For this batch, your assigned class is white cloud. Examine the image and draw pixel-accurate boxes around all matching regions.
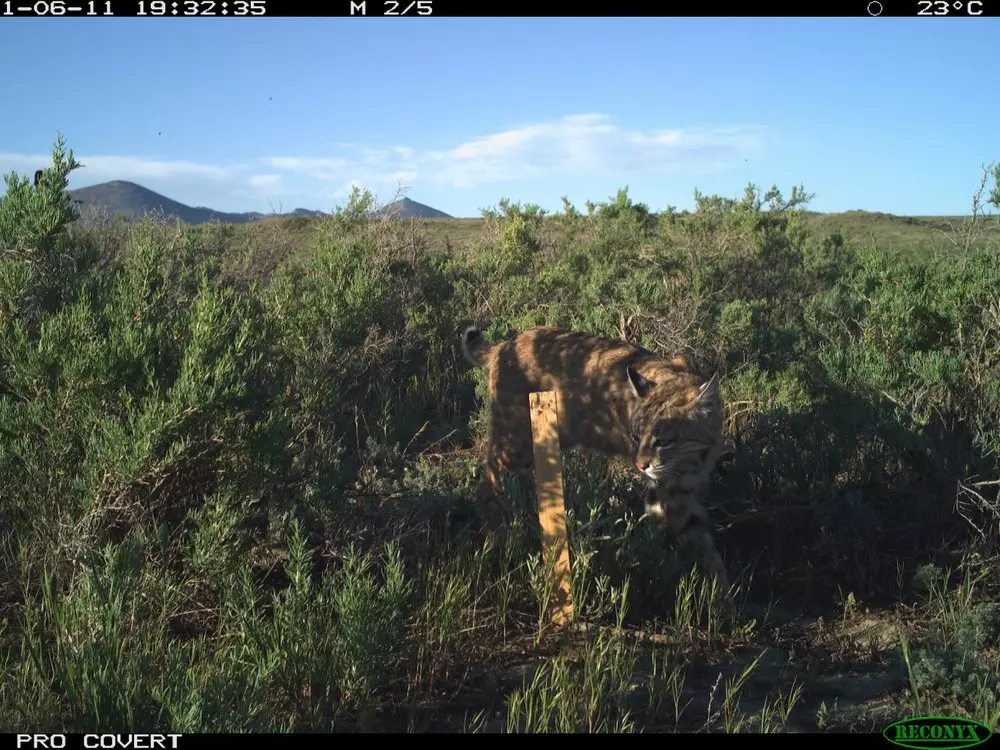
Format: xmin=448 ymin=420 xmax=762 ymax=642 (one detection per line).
xmin=78 ymin=155 xmax=233 ymax=182
xmin=0 ymin=114 xmax=767 ymax=211
xmin=247 ymin=173 xmax=283 ymax=190
xmin=263 ymin=157 xmax=351 ymax=182
xmin=0 ymin=152 xmax=233 ymax=183
xmin=265 ymin=114 xmax=767 ymax=193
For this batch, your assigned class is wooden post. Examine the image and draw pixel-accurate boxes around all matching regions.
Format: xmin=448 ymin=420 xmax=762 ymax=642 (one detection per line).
xmin=528 ymin=390 xmax=574 ymax=627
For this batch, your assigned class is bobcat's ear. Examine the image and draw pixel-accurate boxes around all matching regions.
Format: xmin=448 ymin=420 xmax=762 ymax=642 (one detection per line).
xmin=694 ymin=373 xmax=721 ymax=415
xmin=627 ymin=365 xmax=654 ymax=399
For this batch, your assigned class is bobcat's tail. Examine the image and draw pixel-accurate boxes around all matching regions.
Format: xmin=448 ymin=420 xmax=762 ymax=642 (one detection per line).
xmin=460 ymin=326 xmax=491 ymax=367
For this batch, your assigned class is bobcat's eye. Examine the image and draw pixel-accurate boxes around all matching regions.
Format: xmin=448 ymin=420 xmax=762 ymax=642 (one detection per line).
xmin=629 ymin=431 xmax=640 ymax=444
xmin=651 ymin=437 xmax=674 ymax=450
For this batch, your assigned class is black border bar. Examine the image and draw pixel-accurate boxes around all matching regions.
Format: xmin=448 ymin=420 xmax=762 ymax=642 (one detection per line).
xmin=2 ymin=0 xmax=997 ymax=16
xmin=2 ymin=732 xmax=999 ymax=749
xmin=0 ymin=732 xmax=937 ymax=746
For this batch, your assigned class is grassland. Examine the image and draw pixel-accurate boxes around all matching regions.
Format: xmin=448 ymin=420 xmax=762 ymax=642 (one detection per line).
xmin=1 ymin=140 xmax=1000 ymax=733
xmin=255 ymin=209 xmax=1000 ymax=268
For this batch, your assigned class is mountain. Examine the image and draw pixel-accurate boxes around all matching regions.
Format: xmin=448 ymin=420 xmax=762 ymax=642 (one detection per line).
xmin=68 ymin=181 xmax=453 ymax=225
xmin=376 ymin=197 xmax=452 ymax=219
xmin=71 ymin=181 xmax=255 ymax=224
xmin=68 ymin=181 xmax=328 ymax=225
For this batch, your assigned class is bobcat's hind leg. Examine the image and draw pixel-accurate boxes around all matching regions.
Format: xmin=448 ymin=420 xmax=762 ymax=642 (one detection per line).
xmin=477 ymin=398 xmax=534 ymax=537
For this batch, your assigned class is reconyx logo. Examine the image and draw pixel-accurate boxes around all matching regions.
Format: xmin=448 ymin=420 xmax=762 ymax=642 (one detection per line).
xmin=883 ymin=716 xmax=992 ymax=750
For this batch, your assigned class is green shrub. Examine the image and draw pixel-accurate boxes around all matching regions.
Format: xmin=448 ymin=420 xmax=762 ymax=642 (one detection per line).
xmin=3 ymin=136 xmax=1000 ymax=732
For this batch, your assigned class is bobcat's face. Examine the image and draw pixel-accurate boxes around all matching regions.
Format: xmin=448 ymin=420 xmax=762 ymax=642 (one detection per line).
xmin=627 ymin=367 xmax=722 ymax=483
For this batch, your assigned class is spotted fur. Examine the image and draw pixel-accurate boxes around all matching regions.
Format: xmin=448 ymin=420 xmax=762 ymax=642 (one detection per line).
xmin=461 ymin=325 xmax=728 ymax=587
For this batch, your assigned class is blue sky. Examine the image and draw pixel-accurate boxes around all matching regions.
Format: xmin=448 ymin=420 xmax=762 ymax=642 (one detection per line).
xmin=1 ymin=18 xmax=997 ymax=217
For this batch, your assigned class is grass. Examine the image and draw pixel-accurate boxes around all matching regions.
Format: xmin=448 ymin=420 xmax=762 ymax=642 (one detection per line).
xmin=249 ymin=207 xmax=1000 ymax=270
xmin=1 ymin=138 xmax=999 ymax=733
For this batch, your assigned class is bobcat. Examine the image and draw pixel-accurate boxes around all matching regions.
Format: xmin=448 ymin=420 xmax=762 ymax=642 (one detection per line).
xmin=461 ymin=325 xmax=728 ymax=588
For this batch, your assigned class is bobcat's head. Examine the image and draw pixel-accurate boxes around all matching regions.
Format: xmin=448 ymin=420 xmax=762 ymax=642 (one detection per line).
xmin=626 ymin=367 xmax=723 ymax=485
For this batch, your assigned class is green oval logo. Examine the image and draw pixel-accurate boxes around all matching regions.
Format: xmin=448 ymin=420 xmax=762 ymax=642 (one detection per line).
xmin=884 ymin=716 xmax=993 ymax=750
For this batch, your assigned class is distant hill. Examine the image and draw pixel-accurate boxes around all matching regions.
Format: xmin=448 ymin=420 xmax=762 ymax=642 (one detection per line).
xmin=69 ymin=181 xmax=328 ymax=225
xmin=68 ymin=181 xmax=454 ymax=225
xmin=62 ymin=182 xmax=996 ymax=262
xmin=376 ymin=197 xmax=452 ymax=219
